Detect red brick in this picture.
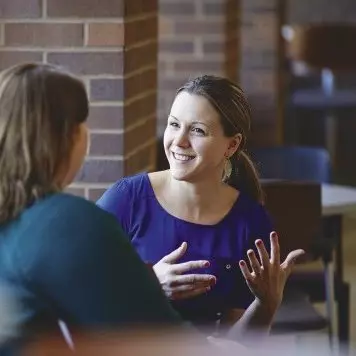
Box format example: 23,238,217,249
0,51,43,70
86,23,124,47
202,2,225,15
124,41,157,74
174,20,223,35
125,16,157,45
0,0,42,18
124,142,156,175
90,78,124,102
88,106,124,130
124,92,157,129
160,2,196,15
124,118,156,155
240,70,276,94
142,0,158,13
124,0,157,16
75,159,124,183
47,52,123,75
5,23,83,47
125,68,157,100
202,40,224,54
242,0,277,11
89,133,123,155
158,77,186,92
160,39,194,54
173,60,222,73
47,0,124,18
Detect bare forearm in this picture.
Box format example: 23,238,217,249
226,299,277,342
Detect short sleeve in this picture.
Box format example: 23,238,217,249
96,179,132,235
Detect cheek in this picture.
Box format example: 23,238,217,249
163,129,172,149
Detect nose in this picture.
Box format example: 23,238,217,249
174,128,190,148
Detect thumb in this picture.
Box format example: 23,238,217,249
161,242,188,264
281,249,305,276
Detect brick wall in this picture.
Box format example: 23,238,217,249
288,0,356,24
0,0,158,200
157,0,240,136
240,0,284,146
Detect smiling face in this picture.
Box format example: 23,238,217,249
163,92,241,183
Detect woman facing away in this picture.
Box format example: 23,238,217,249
0,62,185,345
0,63,302,353
97,75,304,333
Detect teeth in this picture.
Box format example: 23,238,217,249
173,153,194,161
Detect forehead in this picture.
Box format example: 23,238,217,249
170,92,219,124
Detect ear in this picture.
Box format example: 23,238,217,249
226,134,242,157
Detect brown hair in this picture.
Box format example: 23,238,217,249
176,75,263,203
0,62,89,224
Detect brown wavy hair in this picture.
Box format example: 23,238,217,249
0,62,88,224
176,75,263,203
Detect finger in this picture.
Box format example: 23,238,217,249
172,287,211,300
171,274,216,287
239,260,253,281
270,231,280,265
161,242,188,263
281,249,305,276
169,281,215,292
247,249,261,274
172,260,210,274
255,239,270,269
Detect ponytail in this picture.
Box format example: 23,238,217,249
227,151,264,204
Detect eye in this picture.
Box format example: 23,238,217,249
192,127,206,136
168,121,179,128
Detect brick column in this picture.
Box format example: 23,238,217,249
158,0,240,135
0,0,158,200
240,0,284,146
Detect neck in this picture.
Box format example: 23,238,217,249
166,171,227,212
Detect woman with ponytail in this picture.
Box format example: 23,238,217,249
97,75,303,336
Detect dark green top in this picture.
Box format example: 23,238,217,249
0,192,183,338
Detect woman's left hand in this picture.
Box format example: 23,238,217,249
239,231,305,311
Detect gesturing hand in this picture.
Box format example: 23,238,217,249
153,242,216,300
239,231,305,310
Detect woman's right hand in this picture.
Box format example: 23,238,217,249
153,242,216,300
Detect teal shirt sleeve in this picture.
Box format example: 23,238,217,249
22,195,183,329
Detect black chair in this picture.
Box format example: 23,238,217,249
250,145,350,346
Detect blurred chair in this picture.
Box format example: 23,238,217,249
261,180,328,334
282,24,356,164
250,146,331,183
250,145,350,345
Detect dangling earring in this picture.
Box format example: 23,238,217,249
223,156,232,182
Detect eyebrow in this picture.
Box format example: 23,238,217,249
169,115,209,127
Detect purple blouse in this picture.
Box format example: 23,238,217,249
96,173,273,325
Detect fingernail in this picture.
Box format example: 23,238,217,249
271,232,278,238
239,260,245,266
256,239,263,246
204,261,210,267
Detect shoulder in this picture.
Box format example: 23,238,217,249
232,191,274,239
97,172,151,204
30,192,116,230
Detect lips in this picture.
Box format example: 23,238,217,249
172,152,196,161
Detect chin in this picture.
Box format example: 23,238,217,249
169,167,193,182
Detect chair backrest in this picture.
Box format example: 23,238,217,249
285,24,356,71
261,180,322,262
250,146,331,183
